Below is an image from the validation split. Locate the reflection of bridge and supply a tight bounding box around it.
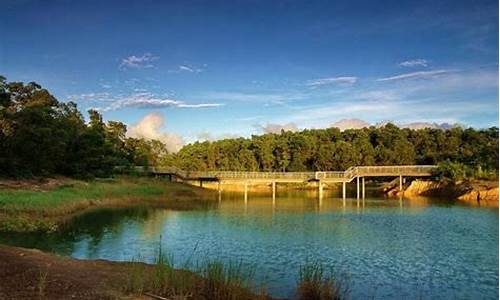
[139,165,437,201]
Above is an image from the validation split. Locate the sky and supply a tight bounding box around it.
[1,0,498,150]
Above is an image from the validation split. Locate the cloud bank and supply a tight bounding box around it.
[255,122,299,134]
[127,112,184,153]
[329,118,461,131]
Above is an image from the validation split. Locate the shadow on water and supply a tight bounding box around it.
[0,206,156,255]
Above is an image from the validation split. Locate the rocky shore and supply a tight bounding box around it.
[390,179,499,205]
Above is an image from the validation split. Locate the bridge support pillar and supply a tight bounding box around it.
[362,177,365,199]
[342,181,346,204]
[399,175,403,192]
[356,177,360,199]
[272,181,276,201]
[244,182,248,203]
[199,180,203,188]
[318,181,323,200]
[218,181,222,201]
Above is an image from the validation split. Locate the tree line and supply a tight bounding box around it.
[175,124,498,177]
[0,76,168,178]
[0,77,498,179]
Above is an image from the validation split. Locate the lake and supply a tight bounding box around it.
[1,191,498,299]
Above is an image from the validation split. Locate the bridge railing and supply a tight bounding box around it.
[215,171,315,180]
[145,165,436,181]
[353,165,436,176]
[315,171,346,180]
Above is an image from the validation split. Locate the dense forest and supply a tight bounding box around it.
[176,125,499,179]
[0,77,498,179]
[0,76,169,178]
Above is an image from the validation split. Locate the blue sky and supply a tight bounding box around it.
[1,0,498,148]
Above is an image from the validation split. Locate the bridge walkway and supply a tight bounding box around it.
[139,165,436,202]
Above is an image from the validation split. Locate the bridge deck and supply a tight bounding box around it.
[142,165,436,183]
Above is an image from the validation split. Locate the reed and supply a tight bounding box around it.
[296,262,347,300]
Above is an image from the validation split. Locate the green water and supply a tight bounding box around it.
[1,191,498,299]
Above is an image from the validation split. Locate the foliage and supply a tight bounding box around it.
[433,161,498,181]
[0,76,498,179]
[0,76,169,178]
[175,124,498,175]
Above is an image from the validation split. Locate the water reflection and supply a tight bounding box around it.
[0,194,498,299]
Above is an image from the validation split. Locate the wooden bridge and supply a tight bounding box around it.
[139,165,437,201]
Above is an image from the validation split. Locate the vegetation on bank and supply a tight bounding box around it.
[1,76,498,181]
[0,177,212,232]
[433,161,498,181]
[124,247,348,300]
[0,244,347,300]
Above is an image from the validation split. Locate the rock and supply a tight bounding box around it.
[458,187,499,202]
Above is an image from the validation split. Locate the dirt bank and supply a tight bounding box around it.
[0,245,136,299]
[0,245,272,300]
[394,179,498,205]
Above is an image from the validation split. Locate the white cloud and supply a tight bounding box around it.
[67,92,112,102]
[376,69,453,81]
[74,91,223,112]
[168,64,205,73]
[119,53,158,70]
[331,119,370,131]
[102,95,222,112]
[307,76,358,87]
[195,132,241,141]
[399,59,428,67]
[255,122,299,134]
[202,91,304,105]
[127,112,184,153]
[178,65,204,73]
[329,119,460,131]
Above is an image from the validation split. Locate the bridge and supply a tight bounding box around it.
[139,165,437,201]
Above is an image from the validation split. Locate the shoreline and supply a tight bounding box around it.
[0,177,215,233]
[1,176,497,233]
[388,179,499,206]
[0,244,273,300]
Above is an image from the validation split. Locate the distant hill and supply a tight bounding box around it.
[331,118,461,131]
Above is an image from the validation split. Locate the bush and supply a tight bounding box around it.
[433,161,498,181]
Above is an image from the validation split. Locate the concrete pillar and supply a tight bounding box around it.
[356,176,360,199]
[244,182,248,203]
[342,181,346,206]
[399,175,403,192]
[218,181,222,202]
[362,177,366,199]
[199,180,203,188]
[272,181,276,200]
[318,181,323,200]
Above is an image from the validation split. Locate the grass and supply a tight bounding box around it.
[124,243,267,300]
[296,262,348,300]
[37,269,48,299]
[0,176,213,232]
[123,243,349,300]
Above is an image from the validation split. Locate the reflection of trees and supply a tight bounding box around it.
[141,210,178,240]
[66,207,153,253]
[0,207,154,257]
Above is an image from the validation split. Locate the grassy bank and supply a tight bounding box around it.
[0,244,347,300]
[0,176,214,232]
